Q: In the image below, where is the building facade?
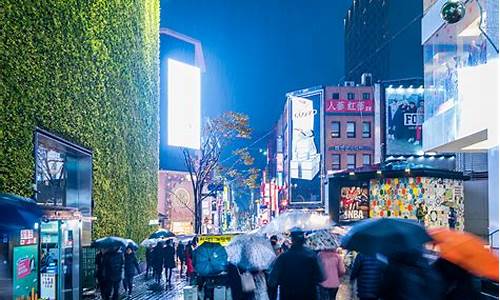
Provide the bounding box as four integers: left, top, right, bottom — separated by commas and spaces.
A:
324, 84, 375, 172
421, 0, 498, 245
344, 0, 423, 82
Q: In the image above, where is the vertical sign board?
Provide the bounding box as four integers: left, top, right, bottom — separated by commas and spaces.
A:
13, 245, 38, 299
287, 87, 324, 205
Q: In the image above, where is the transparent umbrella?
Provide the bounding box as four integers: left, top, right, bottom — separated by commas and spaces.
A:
259, 210, 332, 234
226, 234, 276, 271
141, 238, 159, 248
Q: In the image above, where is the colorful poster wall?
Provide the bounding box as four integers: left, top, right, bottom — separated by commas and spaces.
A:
339, 184, 370, 221
13, 245, 38, 300
369, 177, 464, 230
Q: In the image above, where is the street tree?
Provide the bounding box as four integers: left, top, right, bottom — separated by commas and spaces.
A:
182, 112, 254, 234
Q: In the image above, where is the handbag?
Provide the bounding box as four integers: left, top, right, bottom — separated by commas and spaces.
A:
238, 268, 256, 293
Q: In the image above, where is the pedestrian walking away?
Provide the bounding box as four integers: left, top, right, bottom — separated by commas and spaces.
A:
176, 241, 186, 275
95, 249, 108, 296
350, 253, 384, 300
145, 246, 153, 279
102, 247, 124, 300
185, 241, 195, 280
163, 239, 176, 288
123, 246, 141, 296
152, 243, 164, 284
269, 228, 324, 300
318, 248, 345, 300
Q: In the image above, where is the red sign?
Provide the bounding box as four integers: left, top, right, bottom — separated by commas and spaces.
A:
325, 99, 373, 113
17, 258, 31, 279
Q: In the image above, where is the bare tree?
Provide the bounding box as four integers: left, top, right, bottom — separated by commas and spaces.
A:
183, 112, 251, 234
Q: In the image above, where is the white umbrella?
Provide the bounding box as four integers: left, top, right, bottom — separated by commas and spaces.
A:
226, 234, 276, 271
141, 238, 160, 248
259, 210, 332, 234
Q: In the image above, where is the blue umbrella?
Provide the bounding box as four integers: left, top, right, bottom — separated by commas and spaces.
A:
0, 193, 43, 231
193, 242, 228, 276
92, 236, 128, 249
341, 218, 431, 256
149, 229, 175, 239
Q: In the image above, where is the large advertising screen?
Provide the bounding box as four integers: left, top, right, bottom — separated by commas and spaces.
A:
385, 86, 424, 155
288, 88, 323, 204
167, 59, 201, 149
13, 245, 38, 299
339, 184, 370, 221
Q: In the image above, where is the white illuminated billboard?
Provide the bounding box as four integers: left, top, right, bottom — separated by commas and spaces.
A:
168, 59, 201, 149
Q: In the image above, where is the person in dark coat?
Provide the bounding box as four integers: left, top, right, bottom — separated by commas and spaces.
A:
176, 242, 186, 275
102, 247, 124, 300
163, 239, 176, 287
95, 249, 107, 295
350, 253, 384, 300
123, 246, 141, 295
152, 243, 164, 284
269, 228, 324, 300
379, 250, 444, 300
227, 262, 254, 300
145, 246, 153, 279
433, 257, 481, 299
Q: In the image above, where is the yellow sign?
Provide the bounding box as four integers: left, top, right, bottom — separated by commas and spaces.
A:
198, 234, 239, 246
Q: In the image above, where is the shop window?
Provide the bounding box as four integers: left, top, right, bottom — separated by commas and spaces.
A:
347, 122, 356, 138
332, 154, 341, 170
347, 154, 356, 169
363, 154, 371, 166
347, 92, 355, 100
332, 93, 340, 99
362, 122, 371, 138
331, 122, 340, 138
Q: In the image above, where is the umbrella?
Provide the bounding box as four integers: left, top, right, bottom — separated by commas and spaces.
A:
149, 229, 175, 239
126, 239, 139, 250
429, 228, 499, 281
92, 236, 128, 249
306, 229, 341, 251
193, 242, 228, 276
341, 218, 431, 256
0, 193, 43, 230
226, 234, 276, 271
141, 238, 159, 248
259, 210, 332, 234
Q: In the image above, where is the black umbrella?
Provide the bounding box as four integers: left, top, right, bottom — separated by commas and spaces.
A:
341, 218, 432, 256
0, 193, 43, 231
149, 229, 175, 239
193, 242, 228, 276
92, 236, 128, 249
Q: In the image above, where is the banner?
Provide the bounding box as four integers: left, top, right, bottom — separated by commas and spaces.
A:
339, 184, 370, 221
198, 234, 239, 246
13, 245, 38, 300
325, 99, 373, 113
385, 87, 424, 155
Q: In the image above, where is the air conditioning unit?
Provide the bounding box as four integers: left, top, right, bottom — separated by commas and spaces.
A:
361, 73, 373, 86
344, 81, 355, 87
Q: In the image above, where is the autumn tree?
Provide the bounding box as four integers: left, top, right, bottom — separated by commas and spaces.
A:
182, 112, 255, 234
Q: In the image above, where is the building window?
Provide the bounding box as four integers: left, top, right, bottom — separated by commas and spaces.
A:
332, 154, 341, 170
362, 122, 371, 138
363, 154, 371, 166
331, 122, 340, 138
332, 93, 340, 99
346, 122, 356, 138
347, 92, 355, 100
362, 92, 370, 99
347, 154, 356, 169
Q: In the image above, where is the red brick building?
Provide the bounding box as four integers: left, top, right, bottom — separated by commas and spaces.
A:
324, 84, 375, 172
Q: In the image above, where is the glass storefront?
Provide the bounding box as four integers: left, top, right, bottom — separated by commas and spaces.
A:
423, 0, 499, 150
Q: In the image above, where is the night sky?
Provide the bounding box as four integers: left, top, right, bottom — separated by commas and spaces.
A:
161, 0, 352, 138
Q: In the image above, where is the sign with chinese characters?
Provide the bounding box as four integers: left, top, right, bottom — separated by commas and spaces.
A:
20, 229, 36, 245
325, 99, 373, 113
41, 273, 57, 300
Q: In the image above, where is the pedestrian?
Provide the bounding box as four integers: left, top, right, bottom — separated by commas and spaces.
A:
102, 247, 124, 300
185, 241, 195, 280
152, 243, 164, 284
269, 228, 324, 300
145, 246, 153, 279
270, 235, 281, 256
163, 239, 176, 288
123, 246, 141, 296
379, 250, 444, 300
350, 253, 383, 300
448, 208, 457, 229
433, 257, 481, 299
95, 249, 107, 295
318, 248, 345, 300
177, 241, 186, 275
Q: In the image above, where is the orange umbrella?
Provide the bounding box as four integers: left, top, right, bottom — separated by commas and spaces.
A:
428, 228, 499, 281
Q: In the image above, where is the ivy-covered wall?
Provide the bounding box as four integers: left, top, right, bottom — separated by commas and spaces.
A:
0, 0, 160, 242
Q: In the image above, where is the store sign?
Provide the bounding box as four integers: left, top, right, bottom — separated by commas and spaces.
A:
13, 245, 38, 299
276, 153, 284, 172
339, 185, 370, 221
41, 273, 56, 300
198, 234, 237, 246
325, 99, 373, 113
20, 229, 36, 245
